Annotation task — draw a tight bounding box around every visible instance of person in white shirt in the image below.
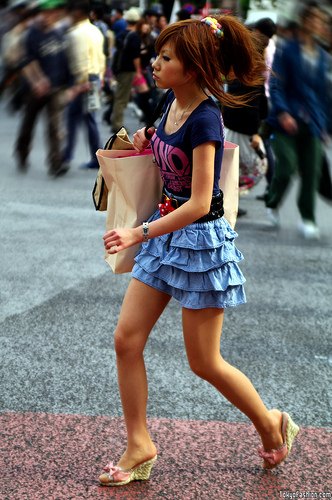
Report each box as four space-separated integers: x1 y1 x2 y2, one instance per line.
62 0 105 170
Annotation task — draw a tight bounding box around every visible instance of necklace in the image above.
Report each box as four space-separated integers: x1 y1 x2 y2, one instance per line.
173 97 199 126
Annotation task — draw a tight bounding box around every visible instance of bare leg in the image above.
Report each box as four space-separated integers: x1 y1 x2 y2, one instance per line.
114 278 171 469
182 307 283 451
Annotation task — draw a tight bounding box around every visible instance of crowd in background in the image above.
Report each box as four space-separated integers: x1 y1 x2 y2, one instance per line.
0 0 331 238
0 1 171 175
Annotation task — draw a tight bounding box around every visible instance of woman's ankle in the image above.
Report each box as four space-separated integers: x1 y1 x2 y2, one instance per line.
258 409 283 450
118 440 157 469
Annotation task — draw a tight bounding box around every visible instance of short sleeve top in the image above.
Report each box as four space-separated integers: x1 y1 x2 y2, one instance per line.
151 93 224 197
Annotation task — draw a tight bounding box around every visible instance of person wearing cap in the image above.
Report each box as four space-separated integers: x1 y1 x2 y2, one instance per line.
110 7 142 133
13 0 73 176
61 0 105 170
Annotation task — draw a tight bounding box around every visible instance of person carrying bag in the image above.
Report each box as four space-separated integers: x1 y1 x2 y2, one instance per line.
93 88 240 273
97 16 299 488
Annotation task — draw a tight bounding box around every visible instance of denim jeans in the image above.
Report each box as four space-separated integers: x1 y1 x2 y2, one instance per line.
62 90 101 167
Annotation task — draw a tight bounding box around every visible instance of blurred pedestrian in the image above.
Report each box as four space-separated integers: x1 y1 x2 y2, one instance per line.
62 0 105 171
143 8 160 39
223 76 268 211
252 17 277 200
265 2 330 239
110 7 127 41
90 3 114 126
13 0 72 176
132 18 156 126
90 4 111 60
0 2 35 111
303 3 331 53
99 16 299 487
176 8 192 21
239 0 250 21
110 7 141 134
156 14 168 34
223 29 269 214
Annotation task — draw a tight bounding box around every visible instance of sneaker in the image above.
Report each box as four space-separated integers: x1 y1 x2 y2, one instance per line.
298 219 320 240
266 208 280 227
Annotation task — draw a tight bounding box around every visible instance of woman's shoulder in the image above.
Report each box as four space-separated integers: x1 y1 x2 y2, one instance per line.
191 97 222 123
189 98 223 146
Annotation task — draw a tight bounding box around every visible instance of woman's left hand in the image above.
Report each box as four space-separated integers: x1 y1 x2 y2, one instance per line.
103 227 141 254
133 127 154 152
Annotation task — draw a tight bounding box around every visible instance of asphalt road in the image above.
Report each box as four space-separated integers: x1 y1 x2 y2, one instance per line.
0 88 331 499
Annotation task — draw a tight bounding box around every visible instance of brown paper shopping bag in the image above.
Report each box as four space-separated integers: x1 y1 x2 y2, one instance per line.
96 147 163 274
220 141 239 228
92 127 134 211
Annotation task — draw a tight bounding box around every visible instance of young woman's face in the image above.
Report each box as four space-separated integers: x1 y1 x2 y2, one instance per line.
152 42 190 89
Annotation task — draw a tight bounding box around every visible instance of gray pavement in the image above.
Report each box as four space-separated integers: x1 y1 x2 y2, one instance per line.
1 87 332 500
0 98 331 431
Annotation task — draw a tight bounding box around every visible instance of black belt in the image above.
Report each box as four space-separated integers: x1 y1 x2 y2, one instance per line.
159 189 224 223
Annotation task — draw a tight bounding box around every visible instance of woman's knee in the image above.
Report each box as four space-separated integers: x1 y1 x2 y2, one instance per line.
114 324 146 359
188 356 223 382
189 362 208 380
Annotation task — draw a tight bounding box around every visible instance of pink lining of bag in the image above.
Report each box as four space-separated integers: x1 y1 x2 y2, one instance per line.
100 149 153 159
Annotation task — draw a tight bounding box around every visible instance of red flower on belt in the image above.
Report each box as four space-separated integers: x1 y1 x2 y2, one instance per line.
158 197 176 217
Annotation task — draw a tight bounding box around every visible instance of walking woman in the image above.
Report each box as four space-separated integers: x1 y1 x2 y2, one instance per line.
100 15 299 486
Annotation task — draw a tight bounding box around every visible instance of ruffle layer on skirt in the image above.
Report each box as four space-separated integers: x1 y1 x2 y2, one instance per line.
132 210 246 309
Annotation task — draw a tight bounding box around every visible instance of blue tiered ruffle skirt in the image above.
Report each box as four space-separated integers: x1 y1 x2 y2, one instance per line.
132 210 246 310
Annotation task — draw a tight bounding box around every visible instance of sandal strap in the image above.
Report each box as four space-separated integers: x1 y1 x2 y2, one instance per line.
258 443 287 466
103 462 131 482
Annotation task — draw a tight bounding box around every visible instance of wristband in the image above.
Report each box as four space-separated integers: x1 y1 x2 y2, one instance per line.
142 222 149 242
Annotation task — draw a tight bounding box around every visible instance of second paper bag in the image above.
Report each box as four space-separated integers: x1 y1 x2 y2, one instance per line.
220 141 239 229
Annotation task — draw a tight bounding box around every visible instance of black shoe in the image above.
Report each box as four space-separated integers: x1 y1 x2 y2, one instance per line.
79 161 99 170
102 110 112 125
256 187 269 202
49 162 70 177
237 208 247 217
14 150 29 172
256 193 265 201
